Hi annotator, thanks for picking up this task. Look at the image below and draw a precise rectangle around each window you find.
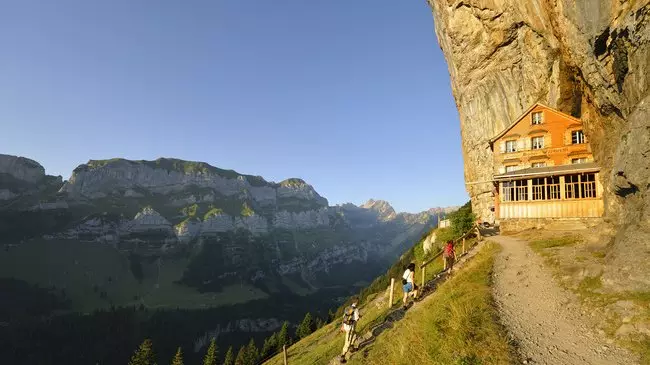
[532,178,546,200]
[572,157,588,164]
[505,140,517,153]
[565,173,597,199]
[505,165,518,172]
[502,180,528,202]
[546,176,561,200]
[532,177,560,201]
[531,162,546,168]
[531,112,543,125]
[572,130,585,144]
[531,136,544,150]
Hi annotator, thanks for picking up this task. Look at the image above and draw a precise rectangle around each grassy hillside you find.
[264,242,513,365]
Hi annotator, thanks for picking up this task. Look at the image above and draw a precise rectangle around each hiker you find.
[402,263,418,309]
[339,297,360,363]
[443,240,456,275]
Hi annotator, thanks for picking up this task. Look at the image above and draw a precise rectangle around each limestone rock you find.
[175,219,202,244]
[201,213,235,234]
[422,231,437,254]
[361,199,398,221]
[0,154,45,183]
[273,208,330,229]
[122,207,173,234]
[234,215,269,235]
[429,0,650,290]
[277,178,328,206]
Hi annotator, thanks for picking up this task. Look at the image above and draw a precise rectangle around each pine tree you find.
[234,346,247,365]
[203,338,218,365]
[315,317,324,329]
[261,332,278,359]
[223,346,235,365]
[128,339,156,365]
[171,347,184,365]
[295,312,313,339]
[276,321,290,351]
[246,338,259,364]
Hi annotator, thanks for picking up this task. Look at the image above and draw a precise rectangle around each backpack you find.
[342,305,356,325]
[443,243,454,257]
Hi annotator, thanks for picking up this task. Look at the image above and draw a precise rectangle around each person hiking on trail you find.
[443,240,457,275]
[402,263,418,309]
[339,297,360,363]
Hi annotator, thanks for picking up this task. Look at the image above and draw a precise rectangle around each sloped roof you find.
[493,162,599,181]
[489,103,581,144]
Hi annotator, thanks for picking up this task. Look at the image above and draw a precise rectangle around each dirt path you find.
[490,235,639,365]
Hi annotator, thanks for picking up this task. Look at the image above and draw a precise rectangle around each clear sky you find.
[0,0,468,213]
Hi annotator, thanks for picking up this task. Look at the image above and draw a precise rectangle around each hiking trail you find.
[490,235,639,365]
[331,236,490,364]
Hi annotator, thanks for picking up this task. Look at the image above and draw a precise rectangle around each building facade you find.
[489,103,604,223]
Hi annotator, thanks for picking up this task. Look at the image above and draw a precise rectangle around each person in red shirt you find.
[443,240,456,275]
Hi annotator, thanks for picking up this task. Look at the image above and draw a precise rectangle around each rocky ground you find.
[491,235,639,365]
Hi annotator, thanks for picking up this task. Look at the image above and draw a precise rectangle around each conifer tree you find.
[315,317,325,329]
[128,338,156,365]
[276,321,290,351]
[223,346,235,365]
[246,338,259,364]
[295,312,313,339]
[234,346,247,365]
[203,338,218,365]
[261,332,278,359]
[171,347,184,365]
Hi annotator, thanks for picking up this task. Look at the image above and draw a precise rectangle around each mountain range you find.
[0,153,457,357]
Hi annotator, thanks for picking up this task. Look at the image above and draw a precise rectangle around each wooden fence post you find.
[462,237,466,255]
[421,266,426,290]
[388,278,395,308]
[283,345,288,365]
[443,253,447,270]
[477,225,482,241]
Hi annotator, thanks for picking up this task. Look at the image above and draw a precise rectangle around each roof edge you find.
[494,165,600,181]
[489,103,582,144]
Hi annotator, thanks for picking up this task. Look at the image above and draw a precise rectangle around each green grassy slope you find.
[264,242,513,365]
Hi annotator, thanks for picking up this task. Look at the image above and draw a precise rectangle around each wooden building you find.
[489,103,604,224]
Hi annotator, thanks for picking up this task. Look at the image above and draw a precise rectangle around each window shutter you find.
[500,141,506,153]
[517,139,525,151]
[499,166,505,174]
[525,138,532,150]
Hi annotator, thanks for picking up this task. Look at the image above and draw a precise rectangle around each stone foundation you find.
[499,218,604,233]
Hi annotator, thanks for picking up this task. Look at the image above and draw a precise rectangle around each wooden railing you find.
[418,223,482,289]
[384,224,483,308]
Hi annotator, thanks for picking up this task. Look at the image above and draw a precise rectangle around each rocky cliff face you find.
[429,0,649,290]
[0,154,62,203]
[1,155,441,295]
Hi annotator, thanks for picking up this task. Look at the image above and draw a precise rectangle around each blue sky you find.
[0,0,468,213]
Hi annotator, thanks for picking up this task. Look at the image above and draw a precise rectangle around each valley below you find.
[0,154,455,364]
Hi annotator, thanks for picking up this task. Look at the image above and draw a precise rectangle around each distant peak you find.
[360,199,397,221]
[361,199,393,209]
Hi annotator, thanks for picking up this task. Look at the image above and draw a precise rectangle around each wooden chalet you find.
[489,103,604,223]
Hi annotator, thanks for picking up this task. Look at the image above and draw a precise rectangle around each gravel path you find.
[490,235,639,365]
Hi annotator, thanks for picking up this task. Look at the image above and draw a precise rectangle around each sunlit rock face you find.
[429,0,649,290]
